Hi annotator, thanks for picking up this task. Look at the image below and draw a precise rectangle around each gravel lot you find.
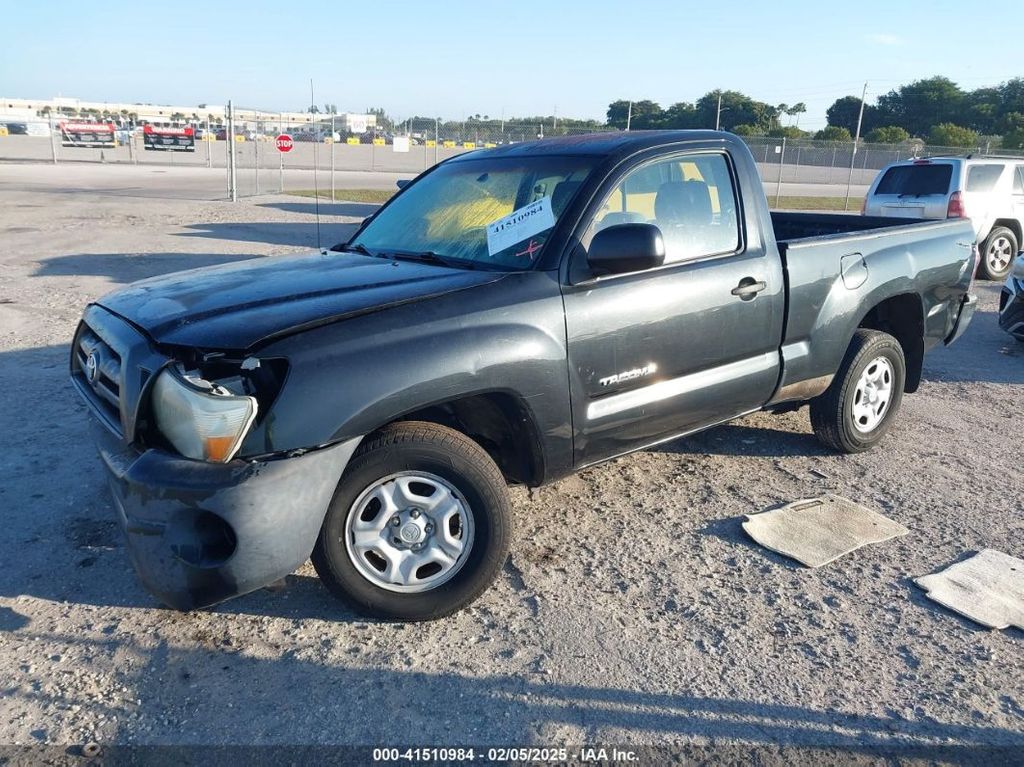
[0,166,1021,758]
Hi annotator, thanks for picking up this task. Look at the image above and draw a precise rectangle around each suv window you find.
[965,164,1005,192]
[1014,166,1024,195]
[590,152,740,264]
[874,164,952,196]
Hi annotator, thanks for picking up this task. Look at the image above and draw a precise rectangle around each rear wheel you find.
[312,421,512,621]
[979,226,1017,281]
[810,329,906,454]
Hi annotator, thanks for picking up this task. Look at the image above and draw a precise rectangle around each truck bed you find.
[771,211,921,243]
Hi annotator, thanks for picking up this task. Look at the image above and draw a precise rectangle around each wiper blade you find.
[339,243,378,257]
[386,250,477,270]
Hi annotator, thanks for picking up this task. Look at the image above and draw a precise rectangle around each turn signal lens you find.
[152,368,257,463]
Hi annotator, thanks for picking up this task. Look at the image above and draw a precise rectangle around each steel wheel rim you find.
[344,471,475,593]
[987,236,1013,273]
[851,355,894,433]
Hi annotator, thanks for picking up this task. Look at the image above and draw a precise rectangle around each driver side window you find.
[591,152,741,264]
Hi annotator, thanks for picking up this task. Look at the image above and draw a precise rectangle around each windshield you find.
[349,156,594,270]
[875,164,953,196]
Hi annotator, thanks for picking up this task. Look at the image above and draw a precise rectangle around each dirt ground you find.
[0,166,1021,758]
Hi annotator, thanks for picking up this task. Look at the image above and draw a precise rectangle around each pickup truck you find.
[70,131,978,621]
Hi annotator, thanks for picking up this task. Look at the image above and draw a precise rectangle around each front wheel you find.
[312,421,512,621]
[810,329,906,454]
[979,226,1017,281]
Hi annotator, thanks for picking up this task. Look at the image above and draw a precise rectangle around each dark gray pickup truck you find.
[71,131,978,620]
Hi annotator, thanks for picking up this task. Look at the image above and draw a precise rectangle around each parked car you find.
[998,253,1024,341]
[214,128,253,141]
[863,157,1024,281]
[70,131,977,621]
[4,121,28,135]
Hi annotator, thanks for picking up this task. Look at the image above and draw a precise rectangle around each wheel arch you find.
[989,219,1022,247]
[857,292,924,393]
[379,391,547,487]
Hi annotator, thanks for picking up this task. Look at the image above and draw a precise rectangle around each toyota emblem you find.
[85,353,99,382]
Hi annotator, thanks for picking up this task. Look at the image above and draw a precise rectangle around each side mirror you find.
[396,179,411,190]
[587,223,665,276]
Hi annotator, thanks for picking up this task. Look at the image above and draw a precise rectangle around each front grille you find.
[73,323,124,433]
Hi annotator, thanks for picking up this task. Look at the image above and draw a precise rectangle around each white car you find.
[863,157,1024,280]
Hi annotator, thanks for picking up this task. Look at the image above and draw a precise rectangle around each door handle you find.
[731,278,767,300]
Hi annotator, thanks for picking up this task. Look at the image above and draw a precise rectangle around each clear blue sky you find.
[2,0,1022,127]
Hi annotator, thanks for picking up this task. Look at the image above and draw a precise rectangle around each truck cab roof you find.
[449,130,732,162]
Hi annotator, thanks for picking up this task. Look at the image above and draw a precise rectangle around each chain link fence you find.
[2,107,1022,201]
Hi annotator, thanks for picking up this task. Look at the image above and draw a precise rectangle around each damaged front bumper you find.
[92,424,360,610]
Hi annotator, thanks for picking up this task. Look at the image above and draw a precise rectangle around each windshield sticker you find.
[486,196,556,256]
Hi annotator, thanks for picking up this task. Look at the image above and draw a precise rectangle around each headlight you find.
[151,367,257,463]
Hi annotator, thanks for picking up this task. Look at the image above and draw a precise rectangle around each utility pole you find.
[626,101,632,131]
[716,93,723,130]
[227,100,237,202]
[553,106,557,131]
[49,116,58,164]
[844,82,868,212]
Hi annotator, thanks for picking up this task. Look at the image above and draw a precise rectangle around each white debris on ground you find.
[916,549,1024,631]
[742,495,909,568]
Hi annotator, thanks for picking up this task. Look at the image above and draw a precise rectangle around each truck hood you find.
[95,251,507,349]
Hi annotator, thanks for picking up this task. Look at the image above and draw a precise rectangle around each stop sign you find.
[275,134,294,153]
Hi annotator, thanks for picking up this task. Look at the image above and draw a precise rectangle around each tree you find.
[998,112,1024,149]
[775,103,788,128]
[606,100,632,129]
[694,90,777,131]
[1002,127,1024,150]
[963,87,1000,134]
[170,112,185,121]
[997,78,1024,119]
[308,105,320,114]
[767,126,805,139]
[730,123,760,136]
[660,102,698,129]
[876,76,965,137]
[825,96,876,136]
[928,123,978,148]
[604,99,661,129]
[815,126,852,141]
[786,102,807,127]
[866,126,910,143]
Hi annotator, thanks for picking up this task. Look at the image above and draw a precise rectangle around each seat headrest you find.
[551,180,583,217]
[655,180,713,225]
[654,181,689,223]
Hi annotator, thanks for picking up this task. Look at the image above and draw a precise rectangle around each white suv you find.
[863,157,1024,280]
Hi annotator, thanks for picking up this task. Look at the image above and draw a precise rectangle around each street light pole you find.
[716,93,723,130]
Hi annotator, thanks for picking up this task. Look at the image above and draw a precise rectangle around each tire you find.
[979,226,1017,281]
[810,329,906,454]
[312,421,512,621]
